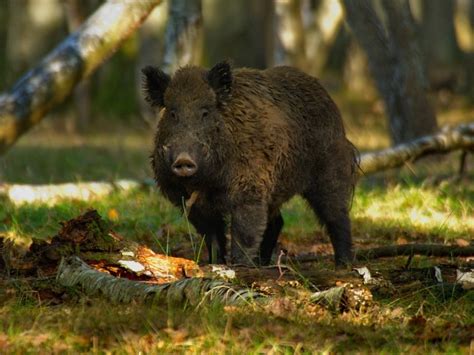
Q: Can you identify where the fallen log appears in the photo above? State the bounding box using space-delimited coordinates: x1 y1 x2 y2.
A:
0 0 161 154
57 256 264 305
359 123 474 174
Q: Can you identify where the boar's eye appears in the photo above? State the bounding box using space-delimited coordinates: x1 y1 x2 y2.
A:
201 109 209 119
169 110 177 119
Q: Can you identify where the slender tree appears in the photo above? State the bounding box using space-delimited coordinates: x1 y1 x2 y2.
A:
273 0 306 68
161 0 203 74
342 0 438 144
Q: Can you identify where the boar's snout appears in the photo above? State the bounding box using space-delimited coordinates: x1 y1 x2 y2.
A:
171 152 198 177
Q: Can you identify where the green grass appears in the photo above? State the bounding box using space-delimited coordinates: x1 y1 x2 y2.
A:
0 111 473 353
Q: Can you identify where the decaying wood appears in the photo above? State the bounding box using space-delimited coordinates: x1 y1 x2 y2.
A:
310 283 373 312
359 123 474 174
5 210 204 284
0 0 161 154
57 256 264 305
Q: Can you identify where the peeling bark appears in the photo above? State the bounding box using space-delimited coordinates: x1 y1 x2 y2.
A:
359 123 474 174
57 256 264 305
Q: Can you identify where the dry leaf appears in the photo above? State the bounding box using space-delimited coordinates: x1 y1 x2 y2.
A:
396 237 408 245
455 238 470 247
107 208 120 221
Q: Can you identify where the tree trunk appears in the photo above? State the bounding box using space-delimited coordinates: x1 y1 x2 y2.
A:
0 0 161 155
64 0 92 133
342 0 438 145
304 0 344 76
5 0 66 85
203 0 273 69
161 0 203 74
419 0 461 90
273 0 306 69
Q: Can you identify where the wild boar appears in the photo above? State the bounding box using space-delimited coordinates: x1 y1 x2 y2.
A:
142 61 358 267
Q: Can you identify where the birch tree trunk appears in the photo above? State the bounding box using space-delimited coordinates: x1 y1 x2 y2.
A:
273 0 306 69
304 0 344 76
342 0 438 145
0 0 161 155
161 0 203 74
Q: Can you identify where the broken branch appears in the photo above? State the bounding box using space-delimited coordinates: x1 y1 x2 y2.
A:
359 123 474 174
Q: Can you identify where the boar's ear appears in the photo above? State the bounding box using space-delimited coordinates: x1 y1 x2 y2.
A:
141 66 171 108
207 61 232 102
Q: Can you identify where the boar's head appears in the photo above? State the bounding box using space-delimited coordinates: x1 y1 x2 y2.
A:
142 61 232 186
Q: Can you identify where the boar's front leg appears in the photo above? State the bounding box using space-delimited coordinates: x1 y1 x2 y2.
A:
187 207 227 264
230 202 268 265
259 211 284 265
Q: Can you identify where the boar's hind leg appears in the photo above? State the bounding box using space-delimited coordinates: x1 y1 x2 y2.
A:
187 208 227 264
259 212 284 265
303 187 353 267
230 203 268 265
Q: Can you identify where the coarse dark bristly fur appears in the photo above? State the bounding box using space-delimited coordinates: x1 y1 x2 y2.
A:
142 61 359 267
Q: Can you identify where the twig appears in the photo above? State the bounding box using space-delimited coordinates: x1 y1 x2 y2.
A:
287 244 474 264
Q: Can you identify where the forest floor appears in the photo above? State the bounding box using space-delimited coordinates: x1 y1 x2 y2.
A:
0 92 473 353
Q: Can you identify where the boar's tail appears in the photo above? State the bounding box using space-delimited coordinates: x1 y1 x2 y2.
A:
348 139 361 209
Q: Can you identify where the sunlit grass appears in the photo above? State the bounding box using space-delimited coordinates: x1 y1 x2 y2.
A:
2 181 472 253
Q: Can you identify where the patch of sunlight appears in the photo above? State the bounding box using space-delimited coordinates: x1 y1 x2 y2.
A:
5 180 140 206
354 185 474 237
